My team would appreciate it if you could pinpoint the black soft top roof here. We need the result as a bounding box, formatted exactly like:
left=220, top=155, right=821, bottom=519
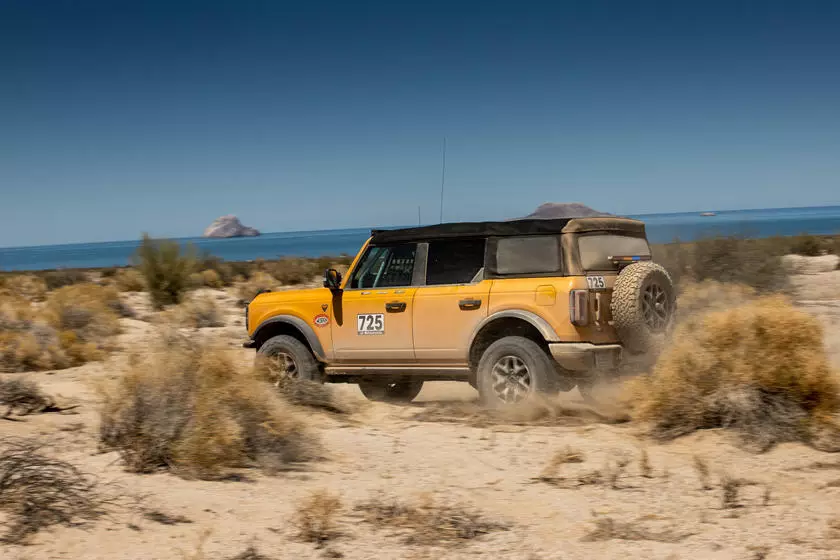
left=370, top=217, right=645, bottom=244
left=371, top=219, right=571, bottom=244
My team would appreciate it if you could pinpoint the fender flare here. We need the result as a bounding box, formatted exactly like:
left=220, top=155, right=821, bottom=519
left=253, top=315, right=327, bottom=362
left=466, top=310, right=561, bottom=360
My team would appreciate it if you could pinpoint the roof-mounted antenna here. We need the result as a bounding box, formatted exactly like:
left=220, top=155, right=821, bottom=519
left=439, top=137, right=446, bottom=224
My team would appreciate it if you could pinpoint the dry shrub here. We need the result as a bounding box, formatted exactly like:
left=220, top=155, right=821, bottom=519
left=190, top=269, right=224, bottom=289
left=134, top=234, right=196, bottom=310
left=114, top=268, right=146, bottom=292
left=790, top=235, right=823, bottom=257
left=627, top=295, right=840, bottom=451
left=236, top=271, right=277, bottom=305
left=227, top=546, right=273, bottom=560
left=0, top=286, right=121, bottom=372
left=42, top=269, right=89, bottom=291
left=144, top=509, right=193, bottom=525
left=652, top=236, right=789, bottom=292
left=0, top=378, right=55, bottom=416
left=355, top=494, right=507, bottom=546
left=413, top=396, right=628, bottom=428
left=0, top=438, right=105, bottom=543
left=161, top=296, right=225, bottom=328
left=98, top=334, right=317, bottom=478
left=293, top=490, right=343, bottom=545
left=0, top=275, right=47, bottom=302
left=581, top=517, right=690, bottom=543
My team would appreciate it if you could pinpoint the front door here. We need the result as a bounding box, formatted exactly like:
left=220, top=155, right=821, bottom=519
left=332, top=243, right=418, bottom=362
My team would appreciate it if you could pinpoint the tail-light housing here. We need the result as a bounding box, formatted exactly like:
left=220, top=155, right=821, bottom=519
left=569, top=289, right=589, bottom=326
left=245, top=303, right=250, bottom=332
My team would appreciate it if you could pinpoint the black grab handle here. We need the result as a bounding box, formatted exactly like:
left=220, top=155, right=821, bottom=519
left=458, top=298, right=482, bottom=311
left=385, top=301, right=407, bottom=313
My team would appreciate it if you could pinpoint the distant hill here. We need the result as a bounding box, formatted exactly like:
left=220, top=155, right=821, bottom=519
left=521, top=203, right=612, bottom=219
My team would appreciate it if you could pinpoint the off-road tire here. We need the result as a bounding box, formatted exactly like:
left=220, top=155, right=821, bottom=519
left=477, top=336, right=557, bottom=407
left=611, top=261, right=676, bottom=355
left=257, top=335, right=323, bottom=382
left=358, top=379, right=424, bottom=403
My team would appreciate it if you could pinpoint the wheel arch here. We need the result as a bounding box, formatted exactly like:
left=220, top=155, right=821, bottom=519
left=467, top=311, right=557, bottom=372
left=252, top=315, right=327, bottom=362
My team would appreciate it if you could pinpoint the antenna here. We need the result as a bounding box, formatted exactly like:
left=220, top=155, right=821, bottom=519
left=439, top=137, right=446, bottom=223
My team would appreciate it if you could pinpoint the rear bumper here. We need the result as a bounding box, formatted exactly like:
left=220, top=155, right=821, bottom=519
left=549, top=342, right=622, bottom=371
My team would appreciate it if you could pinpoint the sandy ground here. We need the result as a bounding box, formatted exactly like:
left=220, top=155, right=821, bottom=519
left=2, top=267, right=840, bottom=560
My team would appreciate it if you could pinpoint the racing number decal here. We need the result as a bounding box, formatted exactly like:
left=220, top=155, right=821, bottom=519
left=357, top=313, right=384, bottom=335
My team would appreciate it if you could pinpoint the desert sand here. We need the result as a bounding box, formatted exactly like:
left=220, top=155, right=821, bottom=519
left=2, top=265, right=840, bottom=560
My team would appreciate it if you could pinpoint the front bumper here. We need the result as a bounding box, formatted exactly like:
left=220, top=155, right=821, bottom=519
left=549, top=343, right=622, bottom=371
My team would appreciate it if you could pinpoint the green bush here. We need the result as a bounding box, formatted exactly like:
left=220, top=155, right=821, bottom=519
left=133, top=234, right=196, bottom=310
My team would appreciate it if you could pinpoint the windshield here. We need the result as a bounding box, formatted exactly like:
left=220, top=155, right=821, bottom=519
left=578, top=234, right=651, bottom=271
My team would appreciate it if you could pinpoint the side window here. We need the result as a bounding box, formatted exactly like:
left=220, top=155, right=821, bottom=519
left=494, top=236, right=561, bottom=275
left=350, top=244, right=417, bottom=288
left=426, top=238, right=486, bottom=285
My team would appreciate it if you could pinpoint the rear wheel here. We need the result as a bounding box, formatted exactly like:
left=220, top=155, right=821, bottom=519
left=358, top=379, right=424, bottom=403
left=477, top=336, right=557, bottom=407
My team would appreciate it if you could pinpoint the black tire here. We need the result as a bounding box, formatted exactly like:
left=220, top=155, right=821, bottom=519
left=257, top=335, right=322, bottom=383
left=476, top=336, right=557, bottom=407
left=610, top=261, right=676, bottom=355
left=358, top=379, right=424, bottom=403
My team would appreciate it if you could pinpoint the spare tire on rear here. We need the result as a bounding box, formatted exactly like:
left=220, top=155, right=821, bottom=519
left=610, top=261, right=675, bottom=355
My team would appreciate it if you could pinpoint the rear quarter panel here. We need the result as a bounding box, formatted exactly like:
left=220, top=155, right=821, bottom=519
left=487, top=276, right=620, bottom=344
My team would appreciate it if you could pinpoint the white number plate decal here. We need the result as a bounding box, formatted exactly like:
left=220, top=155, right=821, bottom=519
left=586, top=276, right=606, bottom=290
left=357, top=313, right=384, bottom=335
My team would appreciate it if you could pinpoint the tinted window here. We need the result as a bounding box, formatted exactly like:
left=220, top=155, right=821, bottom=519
left=426, top=239, right=486, bottom=285
left=578, top=235, right=651, bottom=270
left=350, top=244, right=417, bottom=288
left=496, top=236, right=560, bottom=275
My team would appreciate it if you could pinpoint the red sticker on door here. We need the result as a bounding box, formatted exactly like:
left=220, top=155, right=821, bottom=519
left=313, top=313, right=330, bottom=327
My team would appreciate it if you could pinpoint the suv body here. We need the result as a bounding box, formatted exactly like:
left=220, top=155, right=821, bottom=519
left=244, top=217, right=674, bottom=404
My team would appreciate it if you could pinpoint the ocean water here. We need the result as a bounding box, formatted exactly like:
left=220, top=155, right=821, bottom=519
left=2, top=206, right=839, bottom=272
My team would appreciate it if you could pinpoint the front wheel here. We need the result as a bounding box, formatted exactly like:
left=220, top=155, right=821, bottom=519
left=256, top=335, right=322, bottom=384
left=476, top=336, right=557, bottom=407
left=358, top=379, right=424, bottom=403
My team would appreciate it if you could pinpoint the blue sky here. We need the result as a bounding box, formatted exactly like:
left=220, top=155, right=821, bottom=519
left=1, top=0, right=839, bottom=247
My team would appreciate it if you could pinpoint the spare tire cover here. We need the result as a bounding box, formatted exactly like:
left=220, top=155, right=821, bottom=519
left=610, top=261, right=676, bottom=354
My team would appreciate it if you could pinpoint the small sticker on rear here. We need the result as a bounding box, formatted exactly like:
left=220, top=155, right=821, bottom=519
left=586, top=276, right=606, bottom=289
left=314, top=314, right=330, bottom=327
left=357, top=313, right=384, bottom=335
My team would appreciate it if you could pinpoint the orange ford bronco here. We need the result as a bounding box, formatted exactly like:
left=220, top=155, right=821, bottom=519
left=244, top=217, right=675, bottom=405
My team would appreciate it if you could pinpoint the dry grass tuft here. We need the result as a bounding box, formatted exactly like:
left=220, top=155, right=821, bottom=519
left=227, top=545, right=273, bottom=560
left=355, top=494, right=507, bottom=546
left=720, top=473, right=743, bottom=509
left=693, top=455, right=712, bottom=490
left=626, top=294, right=840, bottom=451
left=144, top=509, right=193, bottom=525
left=42, top=269, right=90, bottom=291
left=160, top=295, right=225, bottom=328
left=0, top=275, right=48, bottom=302
left=413, top=396, right=629, bottom=428
left=536, top=447, right=585, bottom=482
left=236, top=272, right=277, bottom=305
left=99, top=334, right=317, bottom=478
left=581, top=517, right=692, bottom=543
left=113, top=268, right=146, bottom=292
left=0, top=438, right=105, bottom=543
left=293, top=490, right=343, bottom=545
left=0, top=284, right=123, bottom=372
left=0, top=378, right=56, bottom=417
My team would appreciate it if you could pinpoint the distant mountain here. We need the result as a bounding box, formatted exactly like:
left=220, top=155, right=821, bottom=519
left=203, top=215, right=260, bottom=238
left=521, top=203, right=612, bottom=219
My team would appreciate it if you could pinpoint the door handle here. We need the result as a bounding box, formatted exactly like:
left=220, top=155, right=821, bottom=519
left=385, top=301, right=407, bottom=313
left=458, top=298, right=482, bottom=311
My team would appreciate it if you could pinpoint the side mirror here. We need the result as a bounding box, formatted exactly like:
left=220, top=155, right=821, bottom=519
left=323, top=268, right=342, bottom=291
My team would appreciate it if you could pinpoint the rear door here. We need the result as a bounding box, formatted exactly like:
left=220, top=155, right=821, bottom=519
left=332, top=243, right=419, bottom=362
left=412, top=238, right=490, bottom=363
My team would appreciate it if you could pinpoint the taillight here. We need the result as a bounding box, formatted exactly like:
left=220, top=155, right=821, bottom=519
left=570, top=289, right=589, bottom=326
left=245, top=303, right=250, bottom=332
